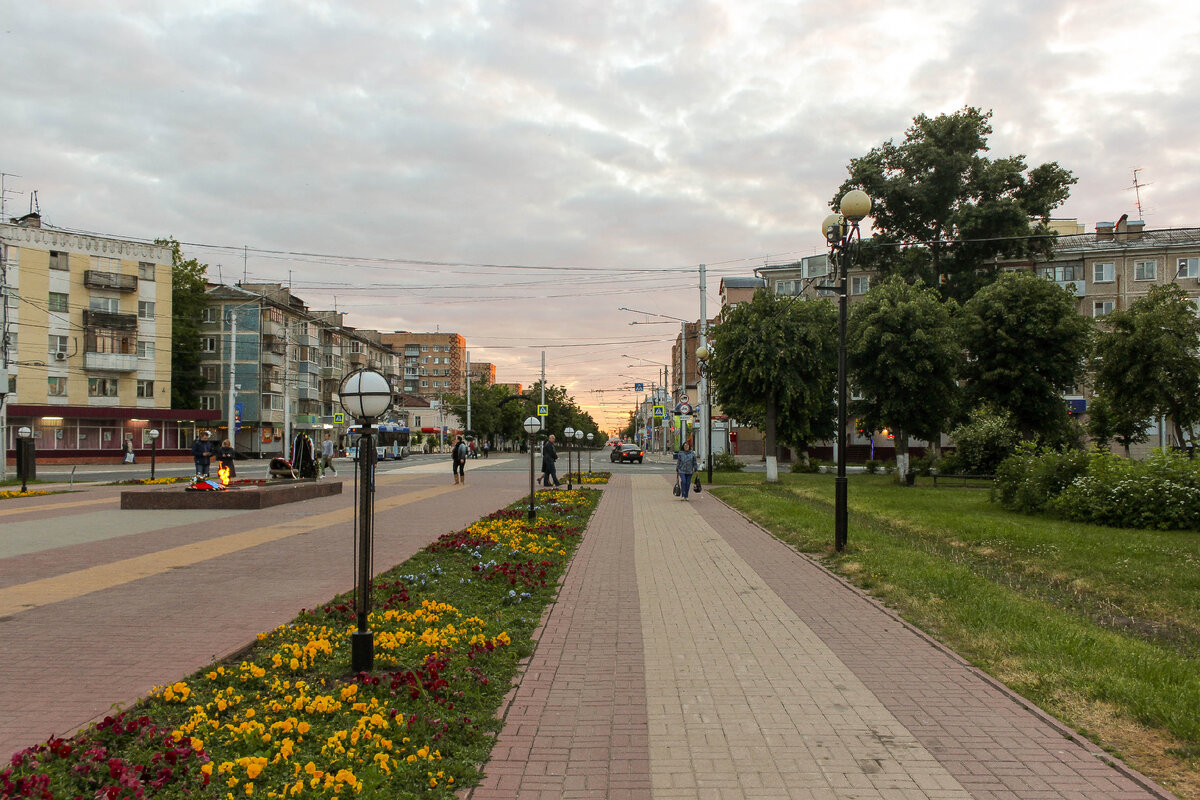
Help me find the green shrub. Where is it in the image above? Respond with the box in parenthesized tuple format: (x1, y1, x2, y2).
(863, 459, 882, 474)
(1048, 449, 1200, 530)
(910, 455, 936, 477)
(993, 444, 1090, 513)
(948, 406, 1021, 475)
(713, 450, 745, 472)
(790, 457, 822, 473)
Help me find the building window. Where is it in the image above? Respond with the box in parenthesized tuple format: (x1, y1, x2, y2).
(1041, 264, 1084, 283)
(1093, 301, 1115, 317)
(48, 292, 69, 312)
(1134, 260, 1157, 281)
(1092, 262, 1115, 283)
(88, 377, 119, 397)
(49, 250, 69, 271)
(201, 365, 218, 383)
(136, 380, 154, 398)
(421, 345, 428, 352)
(420, 380, 428, 387)
(138, 301, 156, 319)
(137, 340, 154, 359)
(1177, 257, 1199, 279)
(199, 395, 220, 410)
(48, 376, 67, 396)
(202, 307, 219, 323)
(49, 335, 69, 355)
(850, 276, 870, 295)
(138, 262, 156, 281)
(90, 296, 119, 313)
(201, 337, 217, 352)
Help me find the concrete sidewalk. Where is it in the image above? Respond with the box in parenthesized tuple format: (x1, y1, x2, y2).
(468, 473, 1171, 800)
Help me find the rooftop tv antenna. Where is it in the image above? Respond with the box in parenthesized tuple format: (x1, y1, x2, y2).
(1130, 168, 1151, 219)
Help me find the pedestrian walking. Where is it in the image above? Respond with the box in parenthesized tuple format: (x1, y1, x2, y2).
(191, 430, 214, 479)
(541, 434, 561, 488)
(676, 440, 699, 501)
(215, 439, 237, 479)
(321, 433, 338, 476)
(121, 436, 136, 464)
(452, 435, 468, 485)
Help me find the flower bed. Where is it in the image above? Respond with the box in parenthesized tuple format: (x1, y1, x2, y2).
(107, 477, 193, 486)
(565, 471, 611, 485)
(0, 489, 51, 500)
(2, 487, 601, 799)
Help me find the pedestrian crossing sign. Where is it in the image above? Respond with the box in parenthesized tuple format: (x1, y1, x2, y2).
(333, 412, 345, 423)
(537, 404, 549, 416)
(652, 405, 664, 418)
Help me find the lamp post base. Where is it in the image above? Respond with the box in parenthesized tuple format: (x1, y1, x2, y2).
(834, 476, 848, 552)
(351, 630, 374, 673)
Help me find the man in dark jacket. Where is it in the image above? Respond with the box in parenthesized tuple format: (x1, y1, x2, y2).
(191, 430, 214, 478)
(541, 434, 560, 487)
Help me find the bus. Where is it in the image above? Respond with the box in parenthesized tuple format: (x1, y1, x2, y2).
(345, 423, 410, 460)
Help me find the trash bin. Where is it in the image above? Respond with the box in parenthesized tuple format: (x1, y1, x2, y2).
(905, 471, 916, 486)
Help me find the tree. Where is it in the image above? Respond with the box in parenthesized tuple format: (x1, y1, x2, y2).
(1091, 284, 1200, 450)
(158, 237, 208, 409)
(708, 289, 837, 476)
(835, 107, 1076, 302)
(847, 275, 960, 481)
(959, 272, 1091, 442)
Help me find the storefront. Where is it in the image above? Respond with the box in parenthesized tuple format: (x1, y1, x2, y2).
(5, 405, 222, 463)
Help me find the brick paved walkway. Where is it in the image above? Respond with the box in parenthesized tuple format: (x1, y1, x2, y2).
(471, 473, 1172, 799)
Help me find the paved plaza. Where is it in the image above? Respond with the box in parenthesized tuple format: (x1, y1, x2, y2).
(0, 458, 1174, 799)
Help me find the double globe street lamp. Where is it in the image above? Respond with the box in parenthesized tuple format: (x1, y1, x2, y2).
(695, 345, 714, 484)
(822, 189, 872, 553)
(339, 368, 394, 673)
(564, 427, 575, 489)
(523, 416, 541, 521)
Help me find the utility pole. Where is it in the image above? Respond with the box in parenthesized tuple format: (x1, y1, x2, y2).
(540, 351, 546, 428)
(227, 308, 238, 451)
(283, 322, 291, 459)
(466, 350, 472, 433)
(0, 244, 8, 481)
(699, 263, 708, 471)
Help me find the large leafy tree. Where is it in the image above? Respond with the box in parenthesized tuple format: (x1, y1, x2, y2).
(847, 276, 960, 480)
(708, 289, 837, 469)
(158, 237, 208, 409)
(835, 107, 1076, 302)
(450, 381, 600, 446)
(1091, 284, 1200, 449)
(959, 272, 1091, 442)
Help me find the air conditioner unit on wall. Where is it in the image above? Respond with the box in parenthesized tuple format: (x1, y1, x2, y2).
(54, 352, 66, 361)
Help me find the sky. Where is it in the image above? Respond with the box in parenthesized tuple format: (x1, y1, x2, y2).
(4, 0, 1199, 432)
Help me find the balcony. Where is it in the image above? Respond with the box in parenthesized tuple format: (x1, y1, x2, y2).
(347, 350, 366, 365)
(320, 366, 338, 379)
(84, 270, 138, 292)
(1054, 280, 1086, 297)
(83, 309, 137, 331)
(261, 349, 285, 367)
(262, 319, 284, 339)
(84, 352, 138, 372)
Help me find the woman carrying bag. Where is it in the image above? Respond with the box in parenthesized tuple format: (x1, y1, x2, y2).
(675, 440, 699, 501)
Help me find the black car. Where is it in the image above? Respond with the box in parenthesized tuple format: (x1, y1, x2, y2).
(611, 444, 645, 463)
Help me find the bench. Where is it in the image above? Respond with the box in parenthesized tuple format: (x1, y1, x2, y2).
(931, 473, 995, 487)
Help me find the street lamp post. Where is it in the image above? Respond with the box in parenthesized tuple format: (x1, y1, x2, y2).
(339, 368, 394, 673)
(696, 345, 714, 484)
(586, 432, 594, 473)
(574, 429, 584, 480)
(564, 426, 575, 489)
(148, 429, 160, 480)
(523, 416, 541, 520)
(16, 426, 32, 493)
(823, 189, 872, 553)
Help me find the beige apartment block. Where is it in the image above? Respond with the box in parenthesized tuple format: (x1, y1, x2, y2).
(2, 213, 218, 461)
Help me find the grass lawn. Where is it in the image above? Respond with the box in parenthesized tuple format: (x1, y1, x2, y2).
(711, 471, 1200, 800)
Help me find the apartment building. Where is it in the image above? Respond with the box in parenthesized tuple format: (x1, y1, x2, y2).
(2, 213, 218, 461)
(468, 360, 496, 386)
(379, 331, 466, 400)
(200, 283, 399, 456)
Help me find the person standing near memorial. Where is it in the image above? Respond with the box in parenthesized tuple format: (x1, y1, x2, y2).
(191, 430, 214, 479)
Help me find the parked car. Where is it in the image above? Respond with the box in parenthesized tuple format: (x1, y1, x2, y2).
(611, 444, 645, 463)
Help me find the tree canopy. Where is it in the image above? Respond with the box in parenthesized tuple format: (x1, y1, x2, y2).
(847, 275, 960, 476)
(1091, 283, 1200, 449)
(447, 380, 600, 446)
(959, 271, 1091, 442)
(835, 107, 1076, 302)
(708, 289, 837, 459)
(158, 237, 208, 409)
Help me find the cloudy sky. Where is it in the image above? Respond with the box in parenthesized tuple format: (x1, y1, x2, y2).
(4, 0, 1197, 431)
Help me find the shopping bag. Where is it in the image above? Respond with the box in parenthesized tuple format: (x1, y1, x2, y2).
(124, 452, 135, 464)
(694, 476, 702, 493)
(672, 476, 681, 496)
